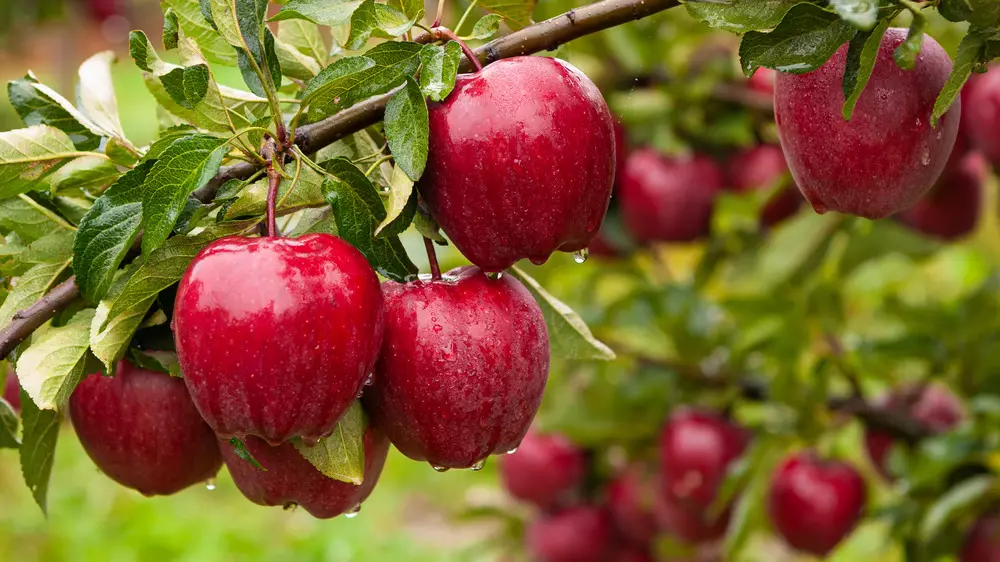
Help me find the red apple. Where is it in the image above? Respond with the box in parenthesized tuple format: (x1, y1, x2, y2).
(526, 506, 617, 562)
(768, 452, 867, 556)
(619, 149, 725, 243)
(774, 29, 960, 219)
(748, 67, 776, 96)
(896, 152, 986, 240)
(69, 359, 222, 496)
(3, 368, 20, 412)
(173, 233, 384, 445)
(965, 68, 1000, 167)
(612, 548, 654, 562)
(660, 409, 749, 511)
(365, 266, 549, 469)
(960, 512, 1000, 562)
(727, 145, 803, 227)
(865, 383, 966, 478)
(607, 465, 659, 546)
(420, 56, 615, 272)
(220, 421, 389, 519)
(499, 431, 586, 509)
(655, 494, 731, 544)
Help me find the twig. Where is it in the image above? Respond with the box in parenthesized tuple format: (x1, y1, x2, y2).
(0, 278, 79, 358)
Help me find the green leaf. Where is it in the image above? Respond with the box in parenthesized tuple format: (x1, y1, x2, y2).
(419, 42, 461, 102)
(19, 391, 60, 515)
(384, 77, 428, 181)
(140, 134, 228, 256)
(16, 309, 96, 410)
(0, 398, 20, 449)
(128, 349, 182, 377)
(0, 261, 70, 332)
(90, 265, 155, 372)
(0, 194, 74, 243)
(412, 205, 445, 243)
(920, 475, 994, 540)
(294, 402, 365, 485)
(0, 126, 83, 198)
(829, 0, 878, 30)
(73, 161, 153, 303)
(105, 137, 140, 167)
(933, 26, 997, 125)
(724, 453, 777, 558)
(345, 0, 418, 51)
(163, 7, 181, 49)
(685, 0, 797, 34)
(390, 0, 424, 20)
(160, 65, 212, 109)
(209, 0, 282, 98)
(47, 155, 121, 194)
(321, 158, 417, 282)
(225, 163, 325, 218)
(893, 13, 925, 71)
(274, 37, 322, 81)
(270, 0, 363, 27)
(277, 18, 328, 64)
(2, 229, 75, 277)
(375, 164, 417, 237)
(77, 51, 129, 140)
(842, 22, 889, 121)
(228, 437, 265, 470)
(509, 266, 616, 361)
(739, 3, 856, 75)
(479, 0, 536, 28)
(467, 14, 503, 40)
(302, 41, 422, 120)
(162, 0, 238, 65)
(7, 76, 102, 151)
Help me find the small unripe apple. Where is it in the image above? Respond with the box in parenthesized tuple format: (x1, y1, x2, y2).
(768, 452, 867, 556)
(607, 464, 659, 546)
(526, 506, 617, 562)
(499, 431, 586, 509)
(660, 409, 749, 510)
(960, 512, 1000, 562)
(365, 266, 549, 469)
(727, 145, 802, 227)
(965, 68, 1000, 167)
(220, 422, 389, 519)
(774, 28, 960, 219)
(3, 368, 20, 412)
(69, 359, 222, 496)
(619, 149, 725, 243)
(174, 233, 384, 445)
(420, 56, 616, 272)
(896, 152, 986, 240)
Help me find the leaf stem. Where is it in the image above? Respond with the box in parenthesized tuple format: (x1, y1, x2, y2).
(424, 237, 442, 281)
(364, 154, 393, 177)
(431, 27, 483, 71)
(432, 0, 446, 27)
(453, 0, 479, 36)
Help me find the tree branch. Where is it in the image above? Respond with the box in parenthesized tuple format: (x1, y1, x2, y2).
(0, 0, 682, 360)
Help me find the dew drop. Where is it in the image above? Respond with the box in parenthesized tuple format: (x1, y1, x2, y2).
(283, 502, 298, 511)
(573, 248, 589, 264)
(204, 478, 216, 491)
(345, 504, 361, 518)
(364, 372, 375, 386)
(507, 447, 519, 455)
(432, 465, 450, 472)
(470, 458, 487, 471)
(921, 146, 931, 166)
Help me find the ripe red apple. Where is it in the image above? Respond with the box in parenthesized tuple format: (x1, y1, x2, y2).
(727, 145, 803, 227)
(173, 233, 384, 445)
(896, 151, 987, 240)
(526, 506, 617, 562)
(3, 368, 20, 412)
(965, 68, 1000, 167)
(220, 421, 390, 519)
(607, 465, 659, 546)
(420, 56, 615, 272)
(774, 28, 960, 219)
(619, 149, 725, 243)
(655, 494, 731, 544)
(768, 452, 867, 556)
(499, 431, 586, 509)
(748, 67, 776, 96)
(365, 266, 549, 469)
(660, 409, 749, 511)
(960, 512, 1000, 562)
(69, 359, 222, 496)
(865, 383, 965, 478)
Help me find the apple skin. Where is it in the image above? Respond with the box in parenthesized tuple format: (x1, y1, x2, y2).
(420, 56, 615, 272)
(768, 452, 867, 557)
(607, 465, 659, 546)
(619, 149, 725, 243)
(896, 151, 987, 240)
(774, 28, 960, 219)
(219, 422, 389, 519)
(365, 266, 549, 469)
(68, 359, 222, 496)
(865, 383, 965, 478)
(526, 506, 617, 562)
(499, 431, 586, 509)
(611, 549, 653, 562)
(3, 368, 20, 412)
(960, 513, 1000, 562)
(173, 233, 384, 445)
(727, 145, 803, 227)
(965, 68, 1000, 167)
(660, 409, 749, 511)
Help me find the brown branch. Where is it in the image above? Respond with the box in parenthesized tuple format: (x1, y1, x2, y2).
(0, 278, 79, 359)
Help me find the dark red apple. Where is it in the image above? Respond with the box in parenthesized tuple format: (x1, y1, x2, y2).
(965, 68, 1000, 167)
(607, 465, 659, 546)
(654, 494, 731, 544)
(420, 56, 615, 272)
(365, 266, 549, 469)
(220, 421, 390, 519)
(960, 512, 1000, 562)
(526, 506, 617, 562)
(612, 548, 653, 562)
(619, 149, 725, 243)
(747, 67, 776, 96)
(499, 431, 585, 509)
(69, 359, 222, 496)
(3, 368, 20, 412)
(774, 28, 960, 219)
(865, 383, 966, 478)
(768, 452, 867, 556)
(727, 145, 803, 227)
(896, 152, 987, 240)
(173, 233, 384, 445)
(660, 409, 749, 511)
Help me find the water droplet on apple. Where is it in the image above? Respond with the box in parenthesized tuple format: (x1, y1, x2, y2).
(432, 464, 450, 472)
(345, 504, 362, 518)
(921, 146, 931, 166)
(470, 458, 487, 471)
(283, 502, 298, 511)
(364, 373, 375, 386)
(506, 447, 519, 455)
(433, 324, 443, 333)
(204, 478, 216, 491)
(573, 248, 589, 264)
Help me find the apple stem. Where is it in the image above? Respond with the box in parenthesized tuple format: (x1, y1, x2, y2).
(266, 162, 280, 237)
(432, 27, 483, 72)
(432, 0, 444, 28)
(423, 237, 442, 280)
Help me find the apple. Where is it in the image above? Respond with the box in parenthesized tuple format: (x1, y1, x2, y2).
(619, 149, 725, 243)
(612, 548, 653, 562)
(774, 28, 960, 219)
(499, 431, 586, 509)
(220, 420, 390, 519)
(865, 383, 966, 478)
(3, 368, 20, 412)
(965, 68, 1000, 167)
(173, 233, 384, 445)
(69, 359, 222, 496)
(420, 56, 616, 272)
(727, 144, 802, 227)
(768, 452, 867, 556)
(607, 464, 659, 546)
(526, 506, 617, 562)
(660, 409, 749, 510)
(654, 494, 731, 544)
(365, 266, 549, 469)
(960, 513, 1000, 562)
(747, 67, 776, 96)
(896, 151, 987, 240)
